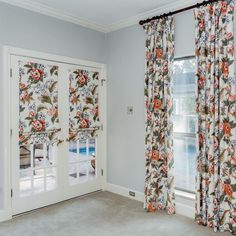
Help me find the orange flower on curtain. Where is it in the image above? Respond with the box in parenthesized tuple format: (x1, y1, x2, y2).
(19, 60, 60, 145)
(69, 68, 100, 141)
(195, 0, 236, 233)
(143, 16, 175, 214)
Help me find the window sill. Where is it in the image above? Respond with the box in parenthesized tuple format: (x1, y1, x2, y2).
(175, 189, 195, 200)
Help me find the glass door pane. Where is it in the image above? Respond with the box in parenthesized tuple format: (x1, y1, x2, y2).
(19, 143, 58, 197)
(68, 138, 97, 185)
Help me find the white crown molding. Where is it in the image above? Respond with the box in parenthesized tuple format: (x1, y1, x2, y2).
(107, 0, 198, 32)
(0, 0, 108, 33)
(0, 0, 199, 33)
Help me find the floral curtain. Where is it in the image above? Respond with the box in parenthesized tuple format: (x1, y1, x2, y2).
(143, 16, 175, 214)
(195, 0, 236, 233)
(69, 68, 100, 141)
(19, 60, 60, 145)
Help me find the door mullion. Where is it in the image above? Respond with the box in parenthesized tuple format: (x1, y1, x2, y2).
(43, 143, 47, 192)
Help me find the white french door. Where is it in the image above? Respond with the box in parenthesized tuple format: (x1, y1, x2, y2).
(10, 52, 106, 215)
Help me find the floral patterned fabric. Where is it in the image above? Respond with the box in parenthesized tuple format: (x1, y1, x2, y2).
(143, 16, 175, 214)
(195, 0, 236, 233)
(69, 68, 100, 141)
(19, 60, 60, 145)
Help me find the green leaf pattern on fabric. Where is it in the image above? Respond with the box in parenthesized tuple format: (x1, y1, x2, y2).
(18, 60, 60, 145)
(195, 0, 236, 233)
(143, 16, 175, 215)
(69, 68, 100, 141)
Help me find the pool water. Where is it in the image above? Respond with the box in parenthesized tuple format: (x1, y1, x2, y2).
(69, 147, 95, 156)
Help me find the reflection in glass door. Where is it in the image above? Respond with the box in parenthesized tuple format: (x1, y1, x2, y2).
(68, 138, 97, 185)
(19, 143, 57, 197)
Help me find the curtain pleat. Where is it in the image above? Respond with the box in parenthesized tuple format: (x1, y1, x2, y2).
(195, 0, 236, 233)
(143, 16, 175, 214)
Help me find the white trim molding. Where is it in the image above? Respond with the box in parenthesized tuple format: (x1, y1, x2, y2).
(1, 0, 201, 33)
(175, 201, 195, 219)
(106, 183, 195, 219)
(175, 189, 195, 200)
(0, 0, 107, 33)
(2, 46, 13, 222)
(106, 183, 144, 202)
(0, 209, 12, 222)
(106, 0, 198, 32)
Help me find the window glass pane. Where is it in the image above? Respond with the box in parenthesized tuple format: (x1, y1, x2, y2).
(68, 138, 97, 185)
(20, 145, 31, 170)
(173, 57, 196, 193)
(46, 167, 57, 191)
(174, 137, 196, 192)
(33, 144, 44, 167)
(33, 169, 44, 195)
(78, 162, 88, 183)
(69, 164, 78, 186)
(19, 171, 33, 197)
(79, 140, 87, 159)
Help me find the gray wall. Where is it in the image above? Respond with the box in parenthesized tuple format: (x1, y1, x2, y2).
(106, 10, 195, 193)
(0, 2, 106, 208)
(107, 25, 146, 192)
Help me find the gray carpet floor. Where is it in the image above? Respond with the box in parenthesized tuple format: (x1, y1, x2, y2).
(0, 191, 231, 236)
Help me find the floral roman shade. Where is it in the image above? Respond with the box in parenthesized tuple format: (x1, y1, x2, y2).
(195, 0, 236, 233)
(143, 16, 175, 214)
(19, 60, 60, 145)
(69, 68, 100, 141)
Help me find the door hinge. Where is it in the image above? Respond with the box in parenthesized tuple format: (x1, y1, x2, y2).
(101, 79, 106, 86)
(101, 169, 104, 176)
(11, 189, 13, 198)
(10, 129, 13, 136)
(10, 68, 12, 78)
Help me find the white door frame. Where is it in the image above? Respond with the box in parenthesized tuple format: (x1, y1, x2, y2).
(2, 46, 107, 220)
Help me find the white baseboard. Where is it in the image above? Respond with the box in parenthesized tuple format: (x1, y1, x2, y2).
(105, 182, 194, 219)
(175, 201, 195, 219)
(106, 183, 144, 202)
(0, 209, 12, 222)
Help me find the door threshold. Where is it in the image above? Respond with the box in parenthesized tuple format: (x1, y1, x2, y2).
(13, 189, 103, 218)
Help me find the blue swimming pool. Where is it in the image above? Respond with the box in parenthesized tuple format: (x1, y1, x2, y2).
(69, 147, 95, 155)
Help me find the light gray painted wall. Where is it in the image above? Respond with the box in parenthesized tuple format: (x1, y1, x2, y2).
(106, 10, 196, 193)
(175, 10, 195, 58)
(0, 2, 106, 208)
(107, 25, 146, 192)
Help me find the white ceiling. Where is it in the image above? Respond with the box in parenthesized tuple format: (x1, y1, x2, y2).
(0, 0, 197, 32)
